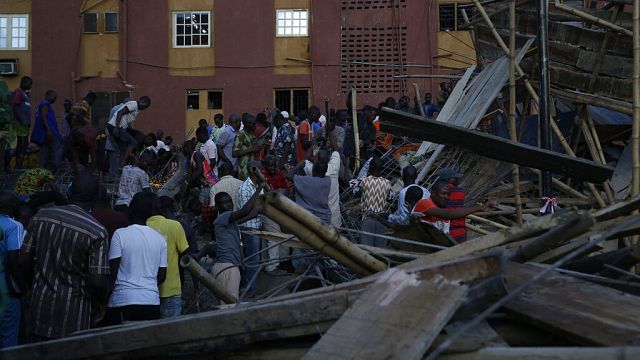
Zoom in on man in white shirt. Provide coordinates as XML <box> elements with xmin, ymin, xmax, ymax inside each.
<box><xmin>197</xmin><ymin>126</ymin><xmax>217</xmax><ymax>169</ymax></box>
<box><xmin>105</xmin><ymin>192</ymin><xmax>167</xmax><ymax>325</ymax></box>
<box><xmin>107</xmin><ymin>96</ymin><xmax>151</xmax><ymax>167</ymax></box>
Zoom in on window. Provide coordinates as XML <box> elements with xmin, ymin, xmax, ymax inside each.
<box><xmin>83</xmin><ymin>12</ymin><xmax>98</xmax><ymax>33</ymax></box>
<box><xmin>439</xmin><ymin>4</ymin><xmax>474</xmax><ymax>31</ymax></box>
<box><xmin>174</xmin><ymin>12</ymin><xmax>211</xmax><ymax>48</ymax></box>
<box><xmin>105</xmin><ymin>12</ymin><xmax>118</xmax><ymax>32</ymax></box>
<box><xmin>207</xmin><ymin>91</ymin><xmax>223</xmax><ymax>109</ymax></box>
<box><xmin>275</xmin><ymin>88</ymin><xmax>309</xmax><ymax>117</ymax></box>
<box><xmin>276</xmin><ymin>9</ymin><xmax>308</xmax><ymax>37</ymax></box>
<box><xmin>186</xmin><ymin>90</ymin><xmax>200</xmax><ymax>109</ymax></box>
<box><xmin>0</xmin><ymin>15</ymin><xmax>28</xmax><ymax>50</ymax></box>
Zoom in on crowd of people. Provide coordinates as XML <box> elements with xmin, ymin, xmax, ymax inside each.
<box><xmin>0</xmin><ymin>76</ymin><xmax>490</xmax><ymax>348</ymax></box>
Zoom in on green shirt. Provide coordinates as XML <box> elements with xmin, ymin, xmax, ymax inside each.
<box><xmin>233</xmin><ymin>130</ymin><xmax>255</xmax><ymax>181</ymax></box>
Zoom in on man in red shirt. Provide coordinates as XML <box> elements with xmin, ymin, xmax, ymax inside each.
<box><xmin>413</xmin><ymin>180</ymin><xmax>489</xmax><ymax>241</ymax></box>
<box><xmin>439</xmin><ymin>168</ymin><xmax>467</xmax><ymax>242</ymax></box>
<box><xmin>296</xmin><ymin>108</ymin><xmax>315</xmax><ymax>162</ymax></box>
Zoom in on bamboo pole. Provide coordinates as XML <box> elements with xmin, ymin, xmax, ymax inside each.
<box><xmin>266</xmin><ymin>192</ymin><xmax>388</xmax><ymax>273</ymax></box>
<box><xmin>473</xmin><ymin>0</ymin><xmax>606</xmax><ymax>208</ymax></box>
<box><xmin>260</xmin><ymin>201</ymin><xmax>373</xmax><ymax>276</ymax></box>
<box><xmin>509</xmin><ymin>0</ymin><xmax>523</xmax><ymax>224</ymax></box>
<box><xmin>179</xmin><ymin>255</ymin><xmax>238</xmax><ymax>304</ymax></box>
<box><xmin>549</xmin><ymin>87</ymin><xmax>633</xmax><ymax>115</ymax></box>
<box><xmin>466</xmin><ymin>223</ymin><xmax>490</xmax><ymax>236</ymax></box>
<box><xmin>553</xmin><ymin>0</ymin><xmax>633</xmax><ymax>37</ymax></box>
<box><xmin>351</xmin><ymin>88</ymin><xmax>361</xmax><ymax>173</ymax></box>
<box><xmin>632</xmin><ymin>0</ymin><xmax>640</xmax><ymax>247</ymax></box>
<box><xmin>413</xmin><ymin>83</ymin><xmax>426</xmax><ymax>117</ymax></box>
<box><xmin>468</xmin><ymin>214</ymin><xmax>510</xmax><ymax>230</ymax></box>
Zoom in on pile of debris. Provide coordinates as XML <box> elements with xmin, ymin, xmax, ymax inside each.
<box><xmin>4</xmin><ymin>194</ymin><xmax>640</xmax><ymax>360</ymax></box>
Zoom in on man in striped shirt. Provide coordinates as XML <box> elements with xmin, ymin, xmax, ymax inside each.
<box><xmin>19</xmin><ymin>175</ymin><xmax>111</xmax><ymax>341</ymax></box>
<box><xmin>439</xmin><ymin>168</ymin><xmax>467</xmax><ymax>242</ymax></box>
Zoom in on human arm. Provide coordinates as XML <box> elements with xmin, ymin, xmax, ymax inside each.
<box><xmin>286</xmin><ymin>161</ymin><xmax>307</xmax><ymax>182</ymax></box>
<box><xmin>88</xmin><ymin>233</ymin><xmax>112</xmax><ymax>325</ymax></box>
<box><xmin>229</xmin><ymin>184</ymin><xmax>265</xmax><ymax>223</ymax></box>
<box><xmin>423</xmin><ymin>201</ymin><xmax>494</xmax><ymax>220</ymax></box>
<box><xmin>157</xmin><ymin>240</ymin><xmax>168</xmax><ymax>285</ymax></box>
<box><xmin>186</xmin><ymin>153</ymin><xmax>204</xmax><ymax>187</ymax></box>
<box><xmin>114</xmin><ymin>106</ymin><xmax>131</xmax><ymax>130</ymax></box>
<box><xmin>300</xmin><ymin>122</ymin><xmax>312</xmax><ymax>150</ymax></box>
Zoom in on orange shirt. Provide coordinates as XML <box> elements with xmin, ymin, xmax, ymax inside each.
<box><xmin>296</xmin><ymin>120</ymin><xmax>312</xmax><ymax>161</ymax></box>
<box><xmin>412</xmin><ymin>198</ymin><xmax>450</xmax><ymax>234</ymax></box>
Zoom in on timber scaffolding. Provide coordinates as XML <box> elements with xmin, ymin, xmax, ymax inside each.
<box><xmin>5</xmin><ymin>1</ymin><xmax>640</xmax><ymax>359</ymax></box>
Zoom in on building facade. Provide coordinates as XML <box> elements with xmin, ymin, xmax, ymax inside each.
<box><xmin>0</xmin><ymin>0</ymin><xmax>474</xmax><ymax>139</ymax></box>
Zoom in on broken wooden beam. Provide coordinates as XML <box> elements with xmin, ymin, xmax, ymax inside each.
<box><xmin>303</xmin><ymin>270</ymin><xmax>468</xmax><ymax>360</ymax></box>
<box><xmin>180</xmin><ymin>255</ymin><xmax>237</xmax><ymax>304</ymax></box>
<box><xmin>503</xmin><ymin>262</ymin><xmax>640</xmax><ymax>345</ymax></box>
<box><xmin>380</xmin><ymin>108</ymin><xmax>614</xmax><ymax>183</ymax></box>
<box><xmin>439</xmin><ymin>346</ymin><xmax>640</xmax><ymax>360</ymax></box>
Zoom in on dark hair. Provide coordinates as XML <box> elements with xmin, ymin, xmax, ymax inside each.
<box><xmin>70</xmin><ymin>175</ymin><xmax>100</xmax><ymax>204</ymax></box>
<box><xmin>431</xmin><ymin>179</ymin><xmax>450</xmax><ymax>192</ymax></box>
<box><xmin>198</xmin><ymin>118</ymin><xmax>208</xmax><ymax>126</ymax></box>
<box><xmin>313</xmin><ymin>162</ymin><xmax>328</xmax><ymax>177</ymax></box>
<box><xmin>159</xmin><ymin>196</ymin><xmax>176</xmax><ymax>214</ymax></box>
<box><xmin>405</xmin><ymin>185</ymin><xmax>424</xmax><ymax>203</ymax></box>
<box><xmin>19</xmin><ymin>76</ymin><xmax>32</xmax><ymax>88</ymax></box>
<box><xmin>129</xmin><ymin>192</ymin><xmax>157</xmax><ymax>223</ymax></box>
<box><xmin>219</xmin><ymin>161</ymin><xmax>233</xmax><ymax>177</ymax></box>
<box><xmin>214</xmin><ymin>192</ymin><xmax>231</xmax><ymax>205</ymax></box>
<box><xmin>45</xmin><ymin>90</ymin><xmax>56</xmax><ymax>99</ymax></box>
<box><xmin>307</xmin><ymin>106</ymin><xmax>321</xmax><ymax>116</ymax></box>
<box><xmin>84</xmin><ymin>91</ymin><xmax>96</xmax><ymax>103</ymax></box>
<box><xmin>196</xmin><ymin>126</ymin><xmax>208</xmax><ymax>138</ymax></box>
<box><xmin>139</xmin><ymin>96</ymin><xmax>151</xmax><ymax>105</ymax></box>
<box><xmin>214</xmin><ymin>113</ymin><xmax>224</xmax><ymax>121</ymax></box>
<box><xmin>0</xmin><ymin>190</ymin><xmax>18</xmax><ymax>215</ymax></box>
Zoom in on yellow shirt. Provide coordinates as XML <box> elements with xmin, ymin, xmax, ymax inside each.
<box><xmin>146</xmin><ymin>215</ymin><xmax>189</xmax><ymax>298</ymax></box>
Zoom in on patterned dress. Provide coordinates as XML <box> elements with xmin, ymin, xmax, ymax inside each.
<box><xmin>274</xmin><ymin>123</ymin><xmax>295</xmax><ymax>164</ymax></box>
<box><xmin>232</xmin><ymin>130</ymin><xmax>255</xmax><ymax>181</ymax></box>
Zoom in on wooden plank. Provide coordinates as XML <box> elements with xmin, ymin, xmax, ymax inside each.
<box><xmin>380</xmin><ymin>108</ymin><xmax>614</xmax><ymax>183</ymax></box>
<box><xmin>431</xmin><ymin>321</ymin><xmax>507</xmax><ymax>354</ymax></box>
<box><xmin>400</xmin><ymin>211</ymin><xmax>578</xmax><ymax>270</ymax></box>
<box><xmin>503</xmin><ymin>262</ymin><xmax>640</xmax><ymax>346</ymax></box>
<box><xmin>0</xmin><ymin>291</ymin><xmax>355</xmax><ymax>360</ymax></box>
<box><xmin>303</xmin><ymin>270</ymin><xmax>468</xmax><ymax>360</ymax></box>
<box><xmin>439</xmin><ymin>346</ymin><xmax>640</xmax><ymax>360</ymax></box>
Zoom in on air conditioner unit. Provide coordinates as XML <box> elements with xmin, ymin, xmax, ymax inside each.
<box><xmin>0</xmin><ymin>60</ymin><xmax>18</xmax><ymax>76</ymax></box>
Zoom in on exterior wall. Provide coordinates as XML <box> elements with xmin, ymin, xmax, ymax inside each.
<box><xmin>27</xmin><ymin>0</ymin><xmax>452</xmax><ymax>142</ymax></box>
<box><xmin>0</xmin><ymin>0</ymin><xmax>32</xmax><ymax>91</ymax></box>
<box><xmin>80</xmin><ymin>0</ymin><xmax>119</xmax><ymax>77</ymax></box>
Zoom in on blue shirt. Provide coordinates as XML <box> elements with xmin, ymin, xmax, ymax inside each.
<box><xmin>423</xmin><ymin>102</ymin><xmax>439</xmax><ymax>118</ymax></box>
<box><xmin>31</xmin><ymin>99</ymin><xmax>62</xmax><ymax>144</ymax></box>
<box><xmin>0</xmin><ymin>215</ymin><xmax>24</xmax><ymax>283</ymax></box>
<box><xmin>312</xmin><ymin>122</ymin><xmax>322</xmax><ymax>136</ymax></box>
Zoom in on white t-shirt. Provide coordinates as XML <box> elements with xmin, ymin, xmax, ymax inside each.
<box><xmin>156</xmin><ymin>140</ymin><xmax>170</xmax><ymax>151</ymax></box>
<box><xmin>108</xmin><ymin>101</ymin><xmax>140</xmax><ymax>129</ymax></box>
<box><xmin>199</xmin><ymin>139</ymin><xmax>218</xmax><ymax>165</ymax></box>
<box><xmin>108</xmin><ymin>224</ymin><xmax>168</xmax><ymax>307</ymax></box>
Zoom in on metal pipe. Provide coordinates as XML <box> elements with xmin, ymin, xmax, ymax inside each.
<box><xmin>179</xmin><ymin>255</ymin><xmax>237</xmax><ymax>304</ymax></box>
<box><xmin>537</xmin><ymin>0</ymin><xmax>552</xmax><ymax>199</ymax></box>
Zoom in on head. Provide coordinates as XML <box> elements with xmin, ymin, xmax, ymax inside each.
<box><xmin>326</xmin><ymin>114</ymin><xmax>337</xmax><ymax>132</ymax></box>
<box><xmin>129</xmin><ymin>192</ymin><xmax>157</xmax><ymax>225</ymax></box>
<box><xmin>399</xmin><ymin>96</ymin><xmax>409</xmax><ymax>108</ymax></box>
<box><xmin>198</xmin><ymin>118</ymin><xmax>208</xmax><ymax>128</ymax></box>
<box><xmin>384</xmin><ymin>97</ymin><xmax>396</xmax><ymax>109</ymax></box>
<box><xmin>363</xmin><ymin>105</ymin><xmax>375</xmax><ymax>122</ymax></box>
<box><xmin>430</xmin><ymin>180</ymin><xmax>451</xmax><ymax>208</ymax></box>
<box><xmin>214</xmin><ymin>192</ymin><xmax>234</xmax><ymax>213</ymax></box>
<box><xmin>274</xmin><ymin>113</ymin><xmax>285</xmax><ymax>128</ymax></box>
<box><xmin>45</xmin><ymin>90</ymin><xmax>57</xmax><ymax>104</ymax></box>
<box><xmin>164</xmin><ymin>136</ymin><xmax>173</xmax><ymax>146</ymax></box>
<box><xmin>405</xmin><ymin>185</ymin><xmax>424</xmax><ymax>210</ymax></box>
<box><xmin>316</xmin><ymin>148</ymin><xmax>330</xmax><ymax>164</ymax></box>
<box><xmin>137</xmin><ymin>151</ymin><xmax>154</xmax><ymax>171</ymax></box>
<box><xmin>263</xmin><ymin>154</ymin><xmax>277</xmax><ymax>175</ymax></box>
<box><xmin>229</xmin><ymin>113</ymin><xmax>241</xmax><ymax>131</ymax></box>
<box><xmin>196</xmin><ymin>126</ymin><xmax>209</xmax><ymax>143</ymax></box>
<box><xmin>16</xmin><ymin>203</ymin><xmax>34</xmax><ymax>229</ymax></box>
<box><xmin>0</xmin><ymin>190</ymin><xmax>18</xmax><ymax>217</ymax></box>
<box><xmin>256</xmin><ymin>112</ymin><xmax>268</xmax><ymax>127</ymax></box>
<box><xmin>243</xmin><ymin>114</ymin><xmax>256</xmax><ymax>133</ymax></box>
<box><xmin>312</xmin><ymin>161</ymin><xmax>328</xmax><ymax>178</ymax></box>
<box><xmin>368</xmin><ymin>157</ymin><xmax>383</xmax><ymax>177</ymax></box>
<box><xmin>159</xmin><ymin>196</ymin><xmax>177</xmax><ymax>218</ymax></box>
<box><xmin>144</xmin><ymin>133</ymin><xmax>156</xmax><ymax>147</ymax></box>
<box><xmin>438</xmin><ymin>168</ymin><xmax>463</xmax><ymax>186</ymax></box>
<box><xmin>214</xmin><ymin>113</ymin><xmax>224</xmax><ymax>127</ymax></box>
<box><xmin>402</xmin><ymin>165</ymin><xmax>418</xmax><ymax>186</ymax></box>
<box><xmin>138</xmin><ymin>96</ymin><xmax>151</xmax><ymax>110</ymax></box>
<box><xmin>19</xmin><ymin>76</ymin><xmax>33</xmax><ymax>91</ymax></box>
<box><xmin>336</xmin><ymin>109</ymin><xmax>349</xmax><ymax>123</ymax></box>
<box><xmin>83</xmin><ymin>91</ymin><xmax>97</xmax><ymax>105</ymax></box>
<box><xmin>63</xmin><ymin>99</ymin><xmax>72</xmax><ymax>112</ymax></box>
<box><xmin>307</xmin><ymin>106</ymin><xmax>321</xmax><ymax>123</ymax></box>
<box><xmin>247</xmin><ymin>160</ymin><xmax>263</xmax><ymax>183</ymax></box>
<box><xmin>218</xmin><ymin>161</ymin><xmax>234</xmax><ymax>177</ymax></box>
<box><xmin>156</xmin><ymin>129</ymin><xmax>164</xmax><ymax>140</ymax></box>
<box><xmin>69</xmin><ymin>175</ymin><xmax>100</xmax><ymax>207</ymax></box>
<box><xmin>425</xmin><ymin>92</ymin><xmax>433</xmax><ymax>103</ymax></box>
<box><xmin>182</xmin><ymin>140</ymin><xmax>195</xmax><ymax>157</ymax></box>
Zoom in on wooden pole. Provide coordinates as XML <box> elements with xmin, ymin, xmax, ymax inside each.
<box><xmin>509</xmin><ymin>0</ymin><xmax>523</xmax><ymax>224</ymax></box>
<box><xmin>413</xmin><ymin>83</ymin><xmax>426</xmax><ymax>117</ymax></box>
<box><xmin>553</xmin><ymin>0</ymin><xmax>633</xmax><ymax>37</ymax></box>
<box><xmin>266</xmin><ymin>192</ymin><xmax>388</xmax><ymax>273</ymax></box>
<box><xmin>633</xmin><ymin>0</ymin><xmax>640</xmax><ymax>246</ymax></box>
<box><xmin>351</xmin><ymin>88</ymin><xmax>360</xmax><ymax>173</ymax></box>
<box><xmin>473</xmin><ymin>0</ymin><xmax>606</xmax><ymax>208</ymax></box>
<box><xmin>179</xmin><ymin>255</ymin><xmax>238</xmax><ymax>304</ymax></box>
